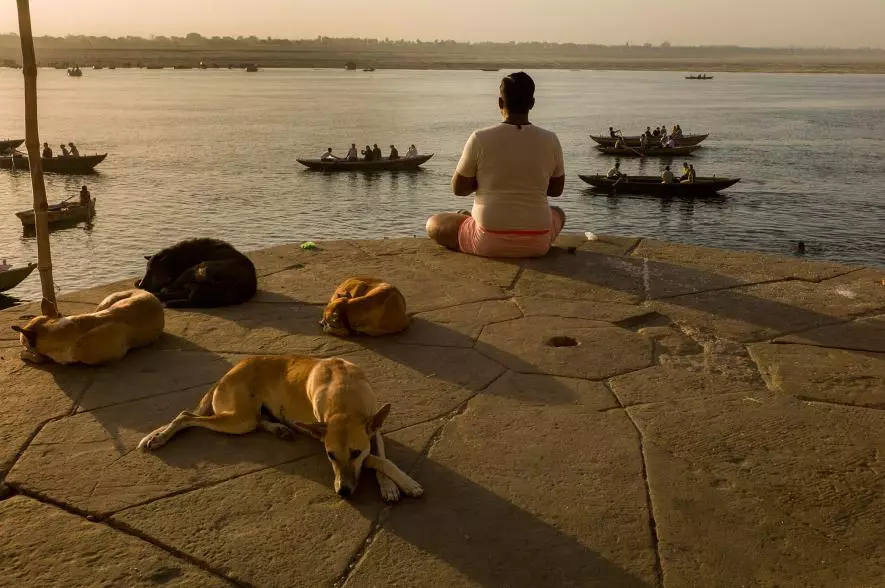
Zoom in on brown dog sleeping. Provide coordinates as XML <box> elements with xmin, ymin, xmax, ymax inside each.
<box><xmin>321</xmin><ymin>277</ymin><xmax>409</xmax><ymax>337</ymax></box>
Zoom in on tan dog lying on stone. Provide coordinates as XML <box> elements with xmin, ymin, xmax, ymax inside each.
<box><xmin>321</xmin><ymin>277</ymin><xmax>409</xmax><ymax>337</ymax></box>
<box><xmin>138</xmin><ymin>355</ymin><xmax>423</xmax><ymax>502</ymax></box>
<box><xmin>12</xmin><ymin>289</ymin><xmax>164</xmax><ymax>365</ymax></box>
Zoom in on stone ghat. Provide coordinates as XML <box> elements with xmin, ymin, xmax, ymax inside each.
<box><xmin>1</xmin><ymin>235</ymin><xmax>884</xmax><ymax>587</ymax></box>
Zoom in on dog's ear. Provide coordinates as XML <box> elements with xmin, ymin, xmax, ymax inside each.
<box><xmin>293</xmin><ymin>421</ymin><xmax>327</xmax><ymax>440</ymax></box>
<box><xmin>368</xmin><ymin>404</ymin><xmax>391</xmax><ymax>433</ymax></box>
<box><xmin>11</xmin><ymin>326</ymin><xmax>38</xmax><ymax>348</ymax></box>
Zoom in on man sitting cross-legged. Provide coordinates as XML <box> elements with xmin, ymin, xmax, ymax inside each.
<box><xmin>425</xmin><ymin>71</ymin><xmax>566</xmax><ymax>258</ymax></box>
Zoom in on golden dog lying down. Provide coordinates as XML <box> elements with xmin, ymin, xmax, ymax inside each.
<box><xmin>138</xmin><ymin>355</ymin><xmax>423</xmax><ymax>502</ymax></box>
<box><xmin>12</xmin><ymin>289</ymin><xmax>164</xmax><ymax>365</ymax></box>
<box><xmin>321</xmin><ymin>277</ymin><xmax>409</xmax><ymax>337</ymax></box>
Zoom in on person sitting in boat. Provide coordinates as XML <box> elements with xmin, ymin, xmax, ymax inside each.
<box><xmin>672</xmin><ymin>125</ymin><xmax>683</xmax><ymax>140</ymax></box>
<box><xmin>607</xmin><ymin>161</ymin><xmax>625</xmax><ymax>180</ymax></box>
<box><xmin>406</xmin><ymin>144</ymin><xmax>418</xmax><ymax>158</ymax></box>
<box><xmin>372</xmin><ymin>144</ymin><xmax>382</xmax><ymax>160</ymax></box>
<box><xmin>42</xmin><ymin>142</ymin><xmax>52</xmax><ymax>158</ymax></box>
<box><xmin>639</xmin><ymin>133</ymin><xmax>649</xmax><ymax>150</ymax></box>
<box><xmin>362</xmin><ymin>145</ymin><xmax>374</xmax><ymax>161</ymax></box>
<box><xmin>652</xmin><ymin>127</ymin><xmax>660</xmax><ymax>137</ymax></box>
<box><xmin>681</xmin><ymin>164</ymin><xmax>697</xmax><ymax>184</ymax></box>
<box><xmin>59</xmin><ymin>144</ymin><xmax>70</xmax><ymax>157</ymax></box>
<box><xmin>679</xmin><ymin>162</ymin><xmax>690</xmax><ymax>181</ymax></box>
<box><xmin>614</xmin><ymin>136</ymin><xmax>626</xmax><ymax>149</ymax></box>
<box><xmin>661</xmin><ymin>165</ymin><xmax>675</xmax><ymax>184</ymax></box>
<box><xmin>389</xmin><ymin>145</ymin><xmax>399</xmax><ymax>160</ymax></box>
<box><xmin>68</xmin><ymin>142</ymin><xmax>80</xmax><ymax>157</ymax></box>
<box><xmin>645</xmin><ymin>126</ymin><xmax>652</xmax><ymax>137</ymax></box>
<box><xmin>345</xmin><ymin>144</ymin><xmax>358</xmax><ymax>161</ymax></box>
<box><xmin>425</xmin><ymin>71</ymin><xmax>565</xmax><ymax>259</ymax></box>
<box><xmin>320</xmin><ymin>148</ymin><xmax>338</xmax><ymax>161</ymax></box>
<box><xmin>0</xmin><ymin>259</ymin><xmax>10</xmax><ymax>272</ymax></box>
<box><xmin>79</xmin><ymin>185</ymin><xmax>91</xmax><ymax>205</ymax></box>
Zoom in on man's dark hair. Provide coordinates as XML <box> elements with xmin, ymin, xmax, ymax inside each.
<box><xmin>500</xmin><ymin>72</ymin><xmax>535</xmax><ymax>114</ymax></box>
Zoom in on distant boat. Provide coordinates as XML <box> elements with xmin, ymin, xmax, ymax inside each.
<box><xmin>362</xmin><ymin>67</ymin><xmax>376</xmax><ymax>72</ymax></box>
<box><xmin>67</xmin><ymin>67</ymin><xmax>82</xmax><ymax>77</ymax></box>
<box><xmin>579</xmin><ymin>174</ymin><xmax>739</xmax><ymax>195</ymax></box>
<box><xmin>245</xmin><ymin>65</ymin><xmax>259</xmax><ymax>72</ymax></box>
<box><xmin>93</xmin><ymin>65</ymin><xmax>103</xmax><ymax>70</ymax></box>
<box><xmin>0</xmin><ymin>263</ymin><xmax>37</xmax><ymax>293</ymax></box>
<box><xmin>0</xmin><ymin>139</ymin><xmax>25</xmax><ymax>153</ymax></box>
<box><xmin>595</xmin><ymin>145</ymin><xmax>701</xmax><ymax>157</ymax></box>
<box><xmin>173</xmin><ymin>65</ymin><xmax>193</xmax><ymax>70</ymax></box>
<box><xmin>0</xmin><ymin>153</ymin><xmax>108</xmax><ymax>173</ymax></box>
<box><xmin>480</xmin><ymin>68</ymin><xmax>499</xmax><ymax>72</ymax></box>
<box><xmin>146</xmin><ymin>65</ymin><xmax>164</xmax><ymax>70</ymax></box>
<box><xmin>590</xmin><ymin>133</ymin><xmax>709</xmax><ymax>147</ymax></box>
<box><xmin>296</xmin><ymin>154</ymin><xmax>434</xmax><ymax>172</ymax></box>
<box><xmin>685</xmin><ymin>74</ymin><xmax>713</xmax><ymax>80</ymax></box>
<box><xmin>345</xmin><ymin>61</ymin><xmax>357</xmax><ymax>71</ymax></box>
<box><xmin>16</xmin><ymin>199</ymin><xmax>96</xmax><ymax>229</ymax></box>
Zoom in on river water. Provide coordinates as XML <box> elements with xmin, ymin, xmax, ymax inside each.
<box><xmin>1</xmin><ymin>68</ymin><xmax>884</xmax><ymax>303</ymax></box>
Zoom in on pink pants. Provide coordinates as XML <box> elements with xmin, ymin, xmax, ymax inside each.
<box><xmin>457</xmin><ymin>208</ymin><xmax>565</xmax><ymax>258</ymax></box>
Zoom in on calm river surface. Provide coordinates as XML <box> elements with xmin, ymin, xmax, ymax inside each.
<box><xmin>1</xmin><ymin>68</ymin><xmax>884</xmax><ymax>302</ymax></box>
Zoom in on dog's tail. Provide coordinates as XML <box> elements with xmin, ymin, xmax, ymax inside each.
<box><xmin>195</xmin><ymin>386</ymin><xmax>216</xmax><ymax>416</ymax></box>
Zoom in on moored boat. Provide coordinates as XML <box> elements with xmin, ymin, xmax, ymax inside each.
<box><xmin>67</xmin><ymin>67</ymin><xmax>82</xmax><ymax>77</ymax></box>
<box><xmin>595</xmin><ymin>145</ymin><xmax>701</xmax><ymax>157</ymax></box>
<box><xmin>579</xmin><ymin>174</ymin><xmax>739</xmax><ymax>195</ymax></box>
<box><xmin>685</xmin><ymin>75</ymin><xmax>714</xmax><ymax>80</ymax></box>
<box><xmin>296</xmin><ymin>153</ymin><xmax>434</xmax><ymax>172</ymax></box>
<box><xmin>0</xmin><ymin>263</ymin><xmax>37</xmax><ymax>293</ymax></box>
<box><xmin>0</xmin><ymin>153</ymin><xmax>107</xmax><ymax>173</ymax></box>
<box><xmin>590</xmin><ymin>133</ymin><xmax>709</xmax><ymax>147</ymax></box>
<box><xmin>0</xmin><ymin>138</ymin><xmax>25</xmax><ymax>153</ymax></box>
<box><xmin>16</xmin><ymin>198</ymin><xmax>96</xmax><ymax>228</ymax></box>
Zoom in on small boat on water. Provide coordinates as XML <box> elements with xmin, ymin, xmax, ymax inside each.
<box><xmin>0</xmin><ymin>138</ymin><xmax>25</xmax><ymax>153</ymax></box>
<box><xmin>297</xmin><ymin>154</ymin><xmax>434</xmax><ymax>172</ymax></box>
<box><xmin>579</xmin><ymin>174</ymin><xmax>739</xmax><ymax>195</ymax></box>
<box><xmin>16</xmin><ymin>198</ymin><xmax>96</xmax><ymax>228</ymax></box>
<box><xmin>0</xmin><ymin>263</ymin><xmax>37</xmax><ymax>293</ymax></box>
<box><xmin>590</xmin><ymin>133</ymin><xmax>709</xmax><ymax>147</ymax></box>
<box><xmin>686</xmin><ymin>74</ymin><xmax>714</xmax><ymax>80</ymax></box>
<box><xmin>0</xmin><ymin>153</ymin><xmax>107</xmax><ymax>173</ymax></box>
<box><xmin>362</xmin><ymin>67</ymin><xmax>376</xmax><ymax>72</ymax></box>
<box><xmin>245</xmin><ymin>65</ymin><xmax>259</xmax><ymax>72</ymax></box>
<box><xmin>595</xmin><ymin>145</ymin><xmax>701</xmax><ymax>157</ymax></box>
<box><xmin>67</xmin><ymin>67</ymin><xmax>82</xmax><ymax>77</ymax></box>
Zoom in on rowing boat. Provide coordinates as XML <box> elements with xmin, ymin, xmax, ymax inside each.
<box><xmin>578</xmin><ymin>175</ymin><xmax>739</xmax><ymax>195</ymax></box>
<box><xmin>0</xmin><ymin>153</ymin><xmax>107</xmax><ymax>173</ymax></box>
<box><xmin>296</xmin><ymin>153</ymin><xmax>434</xmax><ymax>171</ymax></box>
<box><xmin>595</xmin><ymin>145</ymin><xmax>701</xmax><ymax>157</ymax></box>
<box><xmin>15</xmin><ymin>198</ymin><xmax>96</xmax><ymax>228</ymax></box>
<box><xmin>0</xmin><ymin>139</ymin><xmax>24</xmax><ymax>153</ymax></box>
<box><xmin>686</xmin><ymin>75</ymin><xmax>714</xmax><ymax>80</ymax></box>
<box><xmin>0</xmin><ymin>263</ymin><xmax>37</xmax><ymax>293</ymax></box>
<box><xmin>590</xmin><ymin>133</ymin><xmax>708</xmax><ymax>147</ymax></box>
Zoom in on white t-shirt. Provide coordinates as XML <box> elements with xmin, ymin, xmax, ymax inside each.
<box><xmin>455</xmin><ymin>123</ymin><xmax>564</xmax><ymax>232</ymax></box>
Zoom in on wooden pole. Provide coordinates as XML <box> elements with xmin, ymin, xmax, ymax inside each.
<box><xmin>16</xmin><ymin>0</ymin><xmax>58</xmax><ymax>317</ymax></box>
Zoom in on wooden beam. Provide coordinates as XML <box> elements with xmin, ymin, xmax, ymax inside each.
<box><xmin>16</xmin><ymin>0</ymin><xmax>58</xmax><ymax>317</ymax></box>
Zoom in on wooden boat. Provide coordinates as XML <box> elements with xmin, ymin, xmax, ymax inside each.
<box><xmin>297</xmin><ymin>153</ymin><xmax>434</xmax><ymax>172</ymax></box>
<box><xmin>16</xmin><ymin>198</ymin><xmax>96</xmax><ymax>228</ymax></box>
<box><xmin>67</xmin><ymin>67</ymin><xmax>82</xmax><ymax>77</ymax></box>
<box><xmin>362</xmin><ymin>67</ymin><xmax>376</xmax><ymax>72</ymax></box>
<box><xmin>595</xmin><ymin>145</ymin><xmax>701</xmax><ymax>157</ymax></box>
<box><xmin>0</xmin><ymin>263</ymin><xmax>37</xmax><ymax>293</ymax></box>
<box><xmin>686</xmin><ymin>75</ymin><xmax>713</xmax><ymax>80</ymax></box>
<box><xmin>0</xmin><ymin>153</ymin><xmax>107</xmax><ymax>173</ymax></box>
<box><xmin>0</xmin><ymin>139</ymin><xmax>24</xmax><ymax>153</ymax></box>
<box><xmin>590</xmin><ymin>133</ymin><xmax>708</xmax><ymax>147</ymax></box>
<box><xmin>245</xmin><ymin>66</ymin><xmax>259</xmax><ymax>72</ymax></box>
<box><xmin>579</xmin><ymin>175</ymin><xmax>739</xmax><ymax>195</ymax></box>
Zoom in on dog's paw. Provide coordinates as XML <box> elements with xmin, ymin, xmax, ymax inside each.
<box><xmin>377</xmin><ymin>473</ymin><xmax>401</xmax><ymax>503</ymax></box>
<box><xmin>137</xmin><ymin>429</ymin><xmax>166</xmax><ymax>451</ymax></box>
<box><xmin>20</xmin><ymin>349</ymin><xmax>46</xmax><ymax>364</ymax></box>
<box><xmin>398</xmin><ymin>476</ymin><xmax>424</xmax><ymax>499</ymax></box>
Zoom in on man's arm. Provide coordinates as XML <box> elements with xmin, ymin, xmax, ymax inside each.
<box><xmin>547</xmin><ymin>134</ymin><xmax>565</xmax><ymax>197</ymax></box>
<box><xmin>452</xmin><ymin>173</ymin><xmax>478</xmax><ymax>196</ymax></box>
<box><xmin>546</xmin><ymin>176</ymin><xmax>565</xmax><ymax>197</ymax></box>
<box><xmin>453</xmin><ymin>132</ymin><xmax>479</xmax><ymax>197</ymax></box>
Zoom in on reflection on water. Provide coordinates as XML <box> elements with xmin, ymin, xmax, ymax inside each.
<box><xmin>1</xmin><ymin>68</ymin><xmax>884</xmax><ymax>301</ymax></box>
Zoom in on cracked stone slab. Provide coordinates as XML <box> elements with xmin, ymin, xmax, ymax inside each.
<box><xmin>580</xmin><ymin>234</ymin><xmax>643</xmax><ymax>256</ymax></box>
<box><xmin>0</xmin><ymin>356</ymin><xmax>92</xmax><ymax>475</ymax></box>
<box><xmin>0</xmin><ymin>301</ymin><xmax>97</xmax><ymax>341</ymax></box>
<box><xmin>649</xmin><ymin>271</ymin><xmax>885</xmax><ymax>343</ymax></box>
<box><xmin>246</xmin><ymin>239</ymin><xmax>365</xmax><ymax>277</ymax></box>
<box><xmin>515</xmin><ymin>296</ymin><xmax>647</xmax><ymax>323</ymax></box>
<box><xmin>610</xmin><ymin>365</ymin><xmax>769</xmax><ymax>406</ymax></box>
<box><xmin>113</xmin><ymin>421</ymin><xmax>437</xmax><ymax>588</ymax></box>
<box><xmin>775</xmin><ymin>314</ymin><xmax>885</xmax><ymax>353</ymax></box>
<box><xmin>476</xmin><ymin>316</ymin><xmax>653</xmax><ymax>379</ymax></box>
<box><xmin>633</xmin><ymin>238</ymin><xmax>857</xmax><ymax>284</ymax></box>
<box><xmin>0</xmin><ymin>496</ymin><xmax>228</xmax><ymax>588</ymax></box>
<box><xmin>749</xmin><ymin>343</ymin><xmax>885</xmax><ymax>407</ymax></box>
<box><xmin>397</xmin><ymin>300</ymin><xmax>522</xmax><ymax>348</ymax></box>
<box><xmin>76</xmin><ymin>348</ymin><xmax>237</xmax><ymax>412</ymax></box>
<box><xmin>516</xmin><ymin>249</ymin><xmax>645</xmax><ymax>304</ymax></box>
<box><xmin>345</xmin><ymin>373</ymin><xmax>657</xmax><ymax>587</ymax></box>
<box><xmin>630</xmin><ymin>395</ymin><xmax>885</xmax><ymax>586</ymax></box>
<box><xmin>341</xmin><ymin>344</ymin><xmax>505</xmax><ymax>430</ymax></box>
<box><xmin>638</xmin><ymin>325</ymin><xmax>704</xmax><ymax>356</ymax></box>
<box><xmin>6</xmin><ymin>386</ymin><xmax>317</xmax><ymax>516</ymax></box>
<box><xmin>157</xmin><ymin>303</ymin><xmax>359</xmax><ymax>356</ymax></box>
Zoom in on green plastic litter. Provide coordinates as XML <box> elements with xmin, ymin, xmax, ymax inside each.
<box><xmin>300</xmin><ymin>241</ymin><xmax>318</xmax><ymax>250</ymax></box>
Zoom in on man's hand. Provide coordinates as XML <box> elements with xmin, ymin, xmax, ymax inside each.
<box><xmin>547</xmin><ymin>175</ymin><xmax>565</xmax><ymax>197</ymax></box>
<box><xmin>452</xmin><ymin>173</ymin><xmax>478</xmax><ymax>196</ymax></box>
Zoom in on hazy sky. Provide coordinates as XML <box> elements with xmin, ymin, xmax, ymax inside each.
<box><xmin>3</xmin><ymin>0</ymin><xmax>884</xmax><ymax>49</ymax></box>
